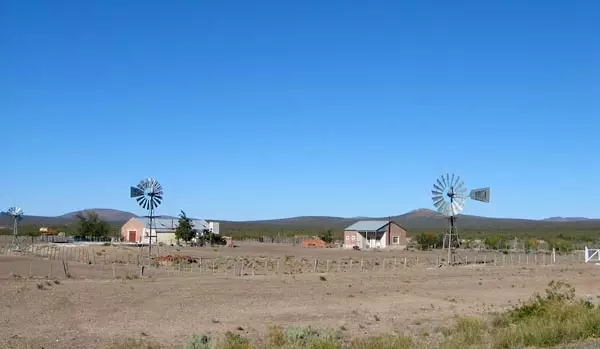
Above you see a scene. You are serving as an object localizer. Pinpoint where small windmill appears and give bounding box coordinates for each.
[5,206,24,251]
[431,174,490,265]
[130,177,163,258]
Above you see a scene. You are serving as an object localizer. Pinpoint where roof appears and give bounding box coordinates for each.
[344,220,390,232]
[137,217,209,231]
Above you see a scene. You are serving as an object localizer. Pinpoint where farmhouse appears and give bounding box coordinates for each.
[120,217,220,245]
[343,220,408,249]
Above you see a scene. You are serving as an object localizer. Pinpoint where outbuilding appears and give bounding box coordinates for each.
[343,220,408,249]
[120,217,219,245]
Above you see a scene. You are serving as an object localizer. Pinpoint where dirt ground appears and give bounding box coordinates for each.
[0,245,596,349]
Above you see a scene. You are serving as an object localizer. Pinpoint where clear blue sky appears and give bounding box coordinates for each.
[1,0,598,221]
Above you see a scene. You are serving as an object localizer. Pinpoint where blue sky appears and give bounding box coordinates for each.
[1,0,598,221]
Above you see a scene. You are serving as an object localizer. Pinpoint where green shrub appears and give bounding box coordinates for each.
[349,334,415,349]
[284,325,343,348]
[105,337,162,349]
[184,333,213,349]
[217,332,251,349]
[492,280,600,348]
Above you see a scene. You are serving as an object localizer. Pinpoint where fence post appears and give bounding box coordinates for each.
[326,260,330,273]
[404,257,407,270]
[552,249,556,264]
[360,258,364,272]
[314,258,318,273]
[381,259,385,272]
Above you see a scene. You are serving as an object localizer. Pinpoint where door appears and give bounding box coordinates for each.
[128,231,136,242]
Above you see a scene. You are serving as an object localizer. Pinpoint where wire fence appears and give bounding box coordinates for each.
[0,243,587,281]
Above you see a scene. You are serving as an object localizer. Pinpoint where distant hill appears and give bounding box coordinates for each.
[2,208,599,239]
[58,209,137,222]
[219,208,600,238]
[0,209,137,227]
[237,208,596,229]
[542,217,591,222]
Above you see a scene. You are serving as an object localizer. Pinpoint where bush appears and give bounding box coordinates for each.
[105,337,161,349]
[267,326,285,347]
[184,333,213,349]
[217,332,251,349]
[283,325,343,348]
[349,334,415,349]
[492,280,600,348]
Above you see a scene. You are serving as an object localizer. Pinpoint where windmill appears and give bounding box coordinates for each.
[130,178,163,258]
[5,206,24,251]
[431,174,490,265]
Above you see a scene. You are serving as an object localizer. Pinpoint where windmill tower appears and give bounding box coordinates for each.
[5,207,24,252]
[431,174,490,265]
[130,178,163,258]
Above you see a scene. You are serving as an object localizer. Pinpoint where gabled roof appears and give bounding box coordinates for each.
[344,220,390,232]
[137,217,208,231]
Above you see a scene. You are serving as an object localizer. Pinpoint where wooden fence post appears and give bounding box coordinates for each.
[314,258,318,273]
[360,258,364,272]
[404,257,407,270]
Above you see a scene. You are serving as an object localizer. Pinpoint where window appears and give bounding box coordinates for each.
[392,236,400,244]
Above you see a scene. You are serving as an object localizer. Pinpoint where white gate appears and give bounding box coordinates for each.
[584,247,600,263]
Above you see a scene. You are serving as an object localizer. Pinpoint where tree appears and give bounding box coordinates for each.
[484,235,502,250]
[415,232,442,250]
[320,229,334,244]
[74,211,110,237]
[174,210,195,243]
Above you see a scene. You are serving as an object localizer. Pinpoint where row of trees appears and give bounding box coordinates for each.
[413,231,576,253]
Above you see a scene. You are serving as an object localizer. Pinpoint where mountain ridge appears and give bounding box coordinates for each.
[1,208,598,231]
